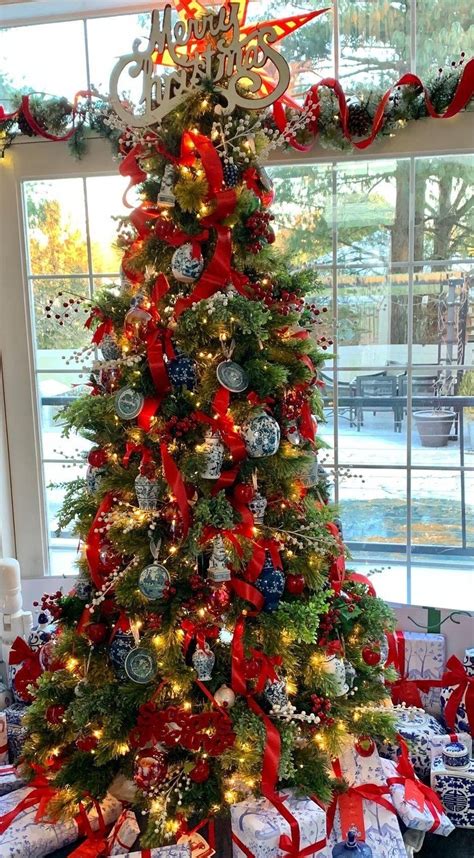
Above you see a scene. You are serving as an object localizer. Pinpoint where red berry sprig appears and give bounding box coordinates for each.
[310,694,334,726]
[245,210,275,253]
[45,292,90,326]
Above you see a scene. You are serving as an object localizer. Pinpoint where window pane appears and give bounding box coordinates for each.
[411,378,467,468]
[31,278,92,362]
[38,372,92,461]
[411,469,463,547]
[86,176,132,275]
[350,553,407,604]
[0,21,87,110]
[339,0,410,88]
[339,467,407,545]
[24,180,88,276]
[336,160,408,266]
[86,13,151,96]
[43,462,85,575]
[411,554,473,611]
[270,163,334,267]
[414,155,474,261]
[412,264,473,363]
[416,0,474,80]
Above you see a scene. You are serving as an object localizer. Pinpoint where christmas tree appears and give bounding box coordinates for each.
[21,2,396,849]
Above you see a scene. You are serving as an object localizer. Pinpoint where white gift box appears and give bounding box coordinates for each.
[378,707,446,780]
[231,792,328,857]
[328,742,407,858]
[0,766,25,798]
[393,631,446,715]
[440,648,474,735]
[0,716,8,766]
[431,755,474,829]
[107,808,140,855]
[0,787,122,857]
[381,758,454,836]
[114,848,191,857]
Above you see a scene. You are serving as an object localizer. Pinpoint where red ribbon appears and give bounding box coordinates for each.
[386,737,444,832]
[19,92,93,142]
[84,309,114,346]
[137,397,161,432]
[70,800,108,858]
[244,538,282,583]
[243,167,275,208]
[181,619,219,653]
[119,143,147,206]
[122,443,152,470]
[201,525,245,557]
[328,759,396,840]
[441,654,474,734]
[8,637,42,702]
[146,327,173,398]
[248,649,282,694]
[274,58,474,153]
[0,775,57,834]
[386,630,427,708]
[195,410,247,463]
[160,442,190,537]
[86,493,116,590]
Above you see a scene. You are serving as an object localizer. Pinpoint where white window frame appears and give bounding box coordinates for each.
[0,114,473,585]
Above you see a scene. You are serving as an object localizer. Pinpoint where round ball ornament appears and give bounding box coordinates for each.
[46,704,66,725]
[114,386,144,421]
[362,645,382,667]
[171,243,204,283]
[214,684,236,709]
[87,623,108,645]
[242,412,280,458]
[76,735,98,753]
[124,647,157,684]
[167,352,197,390]
[216,360,248,393]
[285,574,305,596]
[233,484,254,504]
[189,758,210,783]
[222,160,240,188]
[138,563,170,601]
[39,638,62,672]
[207,585,231,616]
[134,749,168,791]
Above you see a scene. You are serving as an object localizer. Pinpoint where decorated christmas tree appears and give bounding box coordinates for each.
[19,2,399,850]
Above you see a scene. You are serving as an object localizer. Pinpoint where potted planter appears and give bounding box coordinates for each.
[413,409,456,447]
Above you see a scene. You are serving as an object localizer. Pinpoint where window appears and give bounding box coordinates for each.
[0,1,473,606]
[269,154,474,609]
[21,175,131,574]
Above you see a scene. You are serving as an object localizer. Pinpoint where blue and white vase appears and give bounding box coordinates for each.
[441,647,474,735]
[86,465,105,495]
[167,351,197,390]
[243,411,280,458]
[171,243,204,283]
[332,829,373,857]
[256,551,285,612]
[264,679,288,710]
[442,741,471,770]
[431,754,474,829]
[108,631,135,681]
[200,431,225,480]
[192,644,215,681]
[100,333,121,361]
[135,473,160,511]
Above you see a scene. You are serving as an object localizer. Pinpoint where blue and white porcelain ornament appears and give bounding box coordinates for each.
[200,430,225,479]
[216,359,248,393]
[75,575,92,601]
[441,647,474,735]
[0,681,13,711]
[255,551,285,612]
[125,294,152,328]
[157,163,176,208]
[124,647,157,684]
[248,490,267,524]
[171,242,204,283]
[380,705,446,780]
[135,472,160,511]
[243,411,280,458]
[214,684,236,708]
[431,753,474,829]
[321,653,349,696]
[86,464,106,495]
[108,630,135,681]
[167,350,197,389]
[264,679,288,710]
[332,828,373,857]
[100,333,121,361]
[27,612,53,652]
[208,535,231,584]
[115,386,145,420]
[192,643,215,681]
[138,562,170,600]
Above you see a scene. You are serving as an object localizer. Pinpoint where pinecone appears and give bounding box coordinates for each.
[347,102,372,138]
[222,159,240,188]
[16,109,38,137]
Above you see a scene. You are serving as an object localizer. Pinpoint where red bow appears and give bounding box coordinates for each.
[441,654,474,734]
[328,759,395,840]
[84,309,114,346]
[122,443,153,471]
[0,773,57,834]
[195,410,246,463]
[247,649,282,693]
[8,637,42,702]
[180,619,219,654]
[386,737,444,832]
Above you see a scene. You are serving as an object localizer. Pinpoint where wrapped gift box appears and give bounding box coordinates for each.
[388,631,445,715]
[114,848,191,857]
[0,765,26,797]
[378,707,446,780]
[231,792,328,857]
[440,649,474,735]
[0,787,122,857]
[0,714,8,765]
[5,704,29,764]
[431,755,474,829]
[328,741,407,858]
[107,808,140,855]
[430,731,472,762]
[381,758,454,836]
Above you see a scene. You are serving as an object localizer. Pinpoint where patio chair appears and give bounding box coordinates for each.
[351,371,402,432]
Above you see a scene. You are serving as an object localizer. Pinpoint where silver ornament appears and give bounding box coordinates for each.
[214,684,236,708]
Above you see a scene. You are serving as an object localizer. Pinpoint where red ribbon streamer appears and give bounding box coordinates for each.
[386,736,444,833]
[385,630,426,708]
[84,309,114,345]
[0,775,57,834]
[8,637,42,702]
[195,410,247,463]
[122,443,153,470]
[160,441,190,537]
[85,493,115,590]
[328,759,396,840]
[274,58,474,153]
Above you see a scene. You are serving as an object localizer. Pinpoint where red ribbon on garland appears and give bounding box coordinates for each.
[8,637,42,702]
[84,309,114,345]
[85,493,116,590]
[160,441,190,537]
[274,58,474,153]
